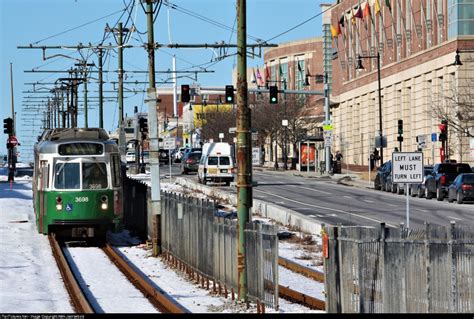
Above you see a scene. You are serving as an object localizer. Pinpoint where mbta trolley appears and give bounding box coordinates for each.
[33,128,123,240]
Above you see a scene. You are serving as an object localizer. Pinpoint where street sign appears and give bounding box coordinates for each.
[322,124,333,131]
[7,136,18,147]
[163,137,175,150]
[431,133,437,142]
[252,147,261,165]
[323,130,333,147]
[470,138,474,158]
[392,152,423,184]
[229,127,236,134]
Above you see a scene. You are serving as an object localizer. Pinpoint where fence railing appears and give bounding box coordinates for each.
[160,191,279,309]
[324,222,474,313]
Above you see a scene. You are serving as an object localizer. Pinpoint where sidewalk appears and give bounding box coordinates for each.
[255,161,375,190]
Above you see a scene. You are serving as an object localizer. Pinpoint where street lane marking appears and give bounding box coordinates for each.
[387,204,397,207]
[447,216,463,221]
[254,188,396,227]
[283,184,332,194]
[416,209,429,213]
[363,200,375,203]
[344,196,352,199]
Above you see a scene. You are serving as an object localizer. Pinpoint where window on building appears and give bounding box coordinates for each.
[448,0,474,38]
[279,60,288,89]
[295,59,305,90]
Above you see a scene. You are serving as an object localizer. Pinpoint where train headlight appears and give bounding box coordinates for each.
[100,195,108,210]
[55,196,63,211]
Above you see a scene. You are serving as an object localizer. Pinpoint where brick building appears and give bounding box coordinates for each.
[328,0,474,166]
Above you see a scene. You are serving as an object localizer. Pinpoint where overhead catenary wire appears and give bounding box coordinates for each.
[265,5,332,43]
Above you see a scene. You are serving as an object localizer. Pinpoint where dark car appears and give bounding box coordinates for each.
[447,173,474,204]
[409,166,434,197]
[158,149,170,164]
[374,160,392,191]
[425,163,472,201]
[180,151,202,174]
[15,167,34,177]
[384,172,404,194]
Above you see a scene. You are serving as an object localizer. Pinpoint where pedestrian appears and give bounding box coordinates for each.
[369,153,375,171]
[335,150,343,161]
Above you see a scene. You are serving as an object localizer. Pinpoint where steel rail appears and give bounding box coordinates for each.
[102,244,188,314]
[48,234,94,313]
[278,285,325,311]
[278,256,324,282]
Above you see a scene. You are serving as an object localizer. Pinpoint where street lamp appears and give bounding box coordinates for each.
[356,52,384,166]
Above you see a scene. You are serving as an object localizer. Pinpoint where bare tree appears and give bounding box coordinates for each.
[430,77,474,137]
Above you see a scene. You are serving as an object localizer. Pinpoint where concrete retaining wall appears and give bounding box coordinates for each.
[175,177,322,235]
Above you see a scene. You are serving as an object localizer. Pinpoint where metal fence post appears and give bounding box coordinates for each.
[425,222,432,313]
[324,225,341,313]
[449,221,458,312]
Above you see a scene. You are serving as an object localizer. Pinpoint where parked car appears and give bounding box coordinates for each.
[182,147,202,159]
[174,147,186,163]
[374,160,392,191]
[425,162,472,201]
[447,173,474,204]
[126,151,136,163]
[180,151,202,174]
[385,172,404,194]
[14,167,33,178]
[409,165,434,197]
[158,149,170,164]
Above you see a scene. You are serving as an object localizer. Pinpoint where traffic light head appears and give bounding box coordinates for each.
[139,117,148,133]
[269,86,278,104]
[225,85,234,103]
[181,84,190,103]
[439,120,448,142]
[3,118,13,135]
[397,119,403,135]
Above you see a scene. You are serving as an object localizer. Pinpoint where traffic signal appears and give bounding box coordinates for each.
[397,119,403,135]
[3,118,13,135]
[269,86,278,104]
[439,119,448,142]
[139,117,148,133]
[181,84,190,103]
[225,85,234,103]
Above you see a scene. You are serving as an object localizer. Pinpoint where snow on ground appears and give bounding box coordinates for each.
[0,176,325,313]
[0,180,73,313]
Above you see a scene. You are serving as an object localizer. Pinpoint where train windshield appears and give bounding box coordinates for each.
[54,162,80,189]
[54,161,108,190]
[82,162,108,189]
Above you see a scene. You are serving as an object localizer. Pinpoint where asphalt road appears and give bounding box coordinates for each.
[161,163,473,229]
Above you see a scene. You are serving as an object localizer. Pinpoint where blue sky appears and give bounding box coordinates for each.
[0,0,327,161]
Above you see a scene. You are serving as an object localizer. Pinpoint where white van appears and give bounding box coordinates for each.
[197,142,234,186]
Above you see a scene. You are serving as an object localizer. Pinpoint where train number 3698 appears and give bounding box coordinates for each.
[75,196,89,203]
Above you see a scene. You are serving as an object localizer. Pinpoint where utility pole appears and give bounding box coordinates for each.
[118,22,126,157]
[98,48,104,128]
[145,0,161,256]
[9,63,16,182]
[236,0,251,300]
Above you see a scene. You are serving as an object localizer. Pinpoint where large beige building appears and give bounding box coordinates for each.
[328,0,474,166]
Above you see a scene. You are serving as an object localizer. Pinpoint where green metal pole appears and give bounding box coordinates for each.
[236,0,251,300]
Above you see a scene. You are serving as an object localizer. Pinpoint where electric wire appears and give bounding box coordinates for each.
[265,5,331,43]
[31,8,127,45]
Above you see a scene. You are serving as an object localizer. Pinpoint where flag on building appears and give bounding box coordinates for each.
[339,14,345,27]
[331,24,339,38]
[251,68,257,84]
[374,0,381,15]
[256,68,263,84]
[363,1,371,18]
[353,6,363,20]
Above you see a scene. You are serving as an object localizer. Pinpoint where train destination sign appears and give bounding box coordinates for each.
[392,152,424,184]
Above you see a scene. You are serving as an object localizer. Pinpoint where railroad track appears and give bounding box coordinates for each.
[48,234,188,313]
[278,256,326,311]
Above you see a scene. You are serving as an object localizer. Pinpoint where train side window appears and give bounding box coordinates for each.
[111,154,121,188]
[83,162,108,189]
[54,162,80,189]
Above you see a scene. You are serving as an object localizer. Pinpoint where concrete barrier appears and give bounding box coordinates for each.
[174,177,322,236]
